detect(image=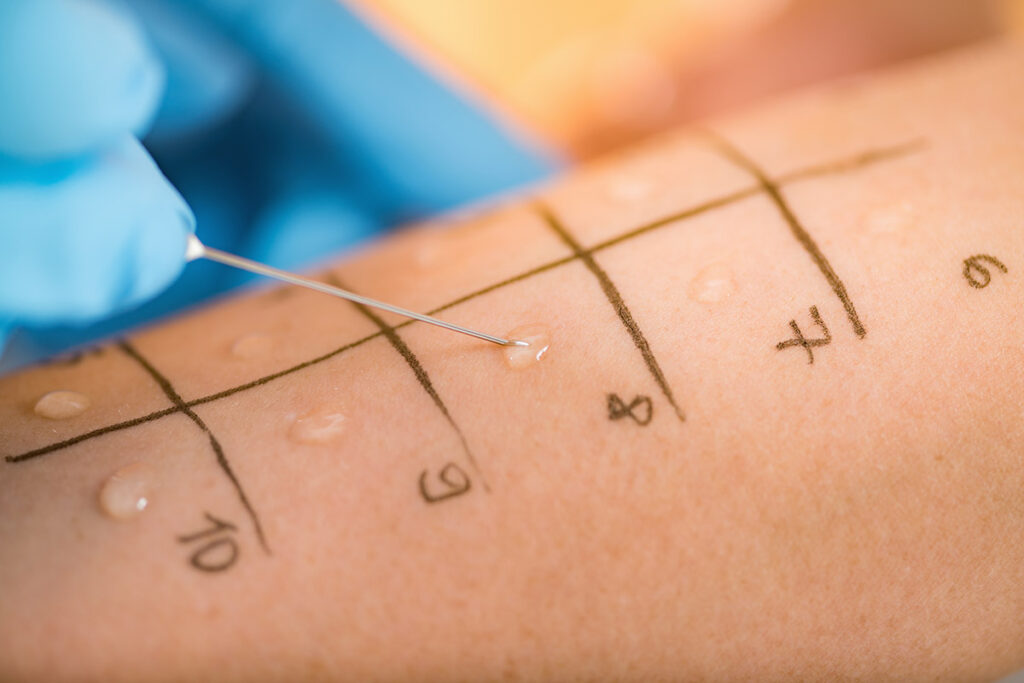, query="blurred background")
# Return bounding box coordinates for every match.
[5,0,1024,375]
[361,0,1023,156]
